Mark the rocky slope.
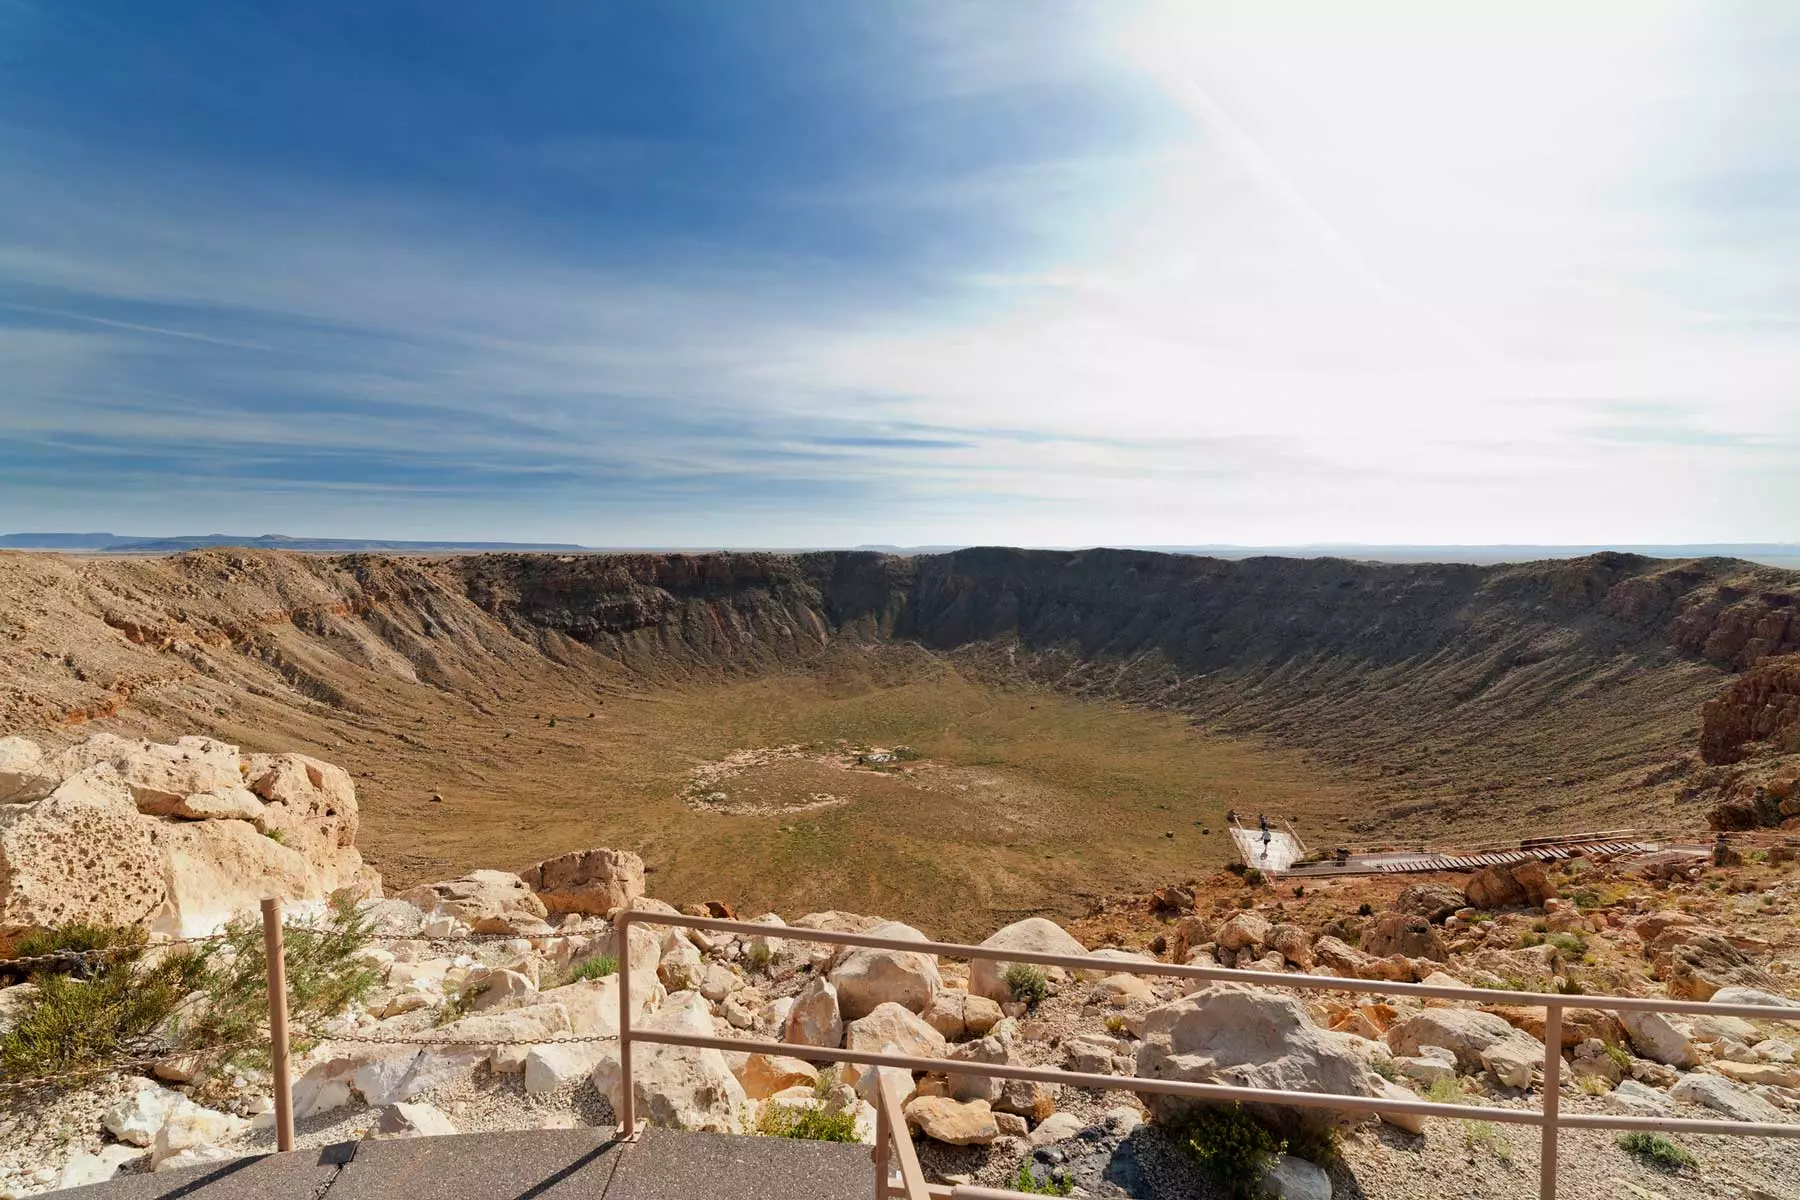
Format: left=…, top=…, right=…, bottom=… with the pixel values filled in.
left=3, top=547, right=1799, bottom=865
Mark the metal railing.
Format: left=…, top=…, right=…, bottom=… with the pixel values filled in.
left=613, top=910, right=1800, bottom=1200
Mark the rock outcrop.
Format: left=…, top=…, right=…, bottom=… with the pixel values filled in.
left=1135, top=987, right=1385, bottom=1138
left=969, top=917, right=1085, bottom=1003
left=0, top=735, right=376, bottom=937
left=521, top=848, right=645, bottom=916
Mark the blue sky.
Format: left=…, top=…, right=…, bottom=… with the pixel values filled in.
left=4, top=1, right=1799, bottom=546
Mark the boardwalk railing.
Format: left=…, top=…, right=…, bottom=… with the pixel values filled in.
left=613, top=911, right=1800, bottom=1200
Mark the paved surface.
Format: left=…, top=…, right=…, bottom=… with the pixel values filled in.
left=62, top=1128, right=872, bottom=1200
left=1230, top=823, right=1304, bottom=872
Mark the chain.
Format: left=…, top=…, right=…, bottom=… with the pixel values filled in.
left=0, top=1041, right=260, bottom=1095
left=363, top=922, right=614, bottom=946
left=1, top=933, right=230, bottom=971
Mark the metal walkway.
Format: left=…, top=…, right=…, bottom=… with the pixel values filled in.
left=62, top=1127, right=871, bottom=1200
left=1263, top=829, right=1685, bottom=879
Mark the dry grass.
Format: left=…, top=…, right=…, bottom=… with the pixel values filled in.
left=234, top=644, right=1354, bottom=939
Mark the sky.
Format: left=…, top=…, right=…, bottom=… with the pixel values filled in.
left=3, top=0, right=1799, bottom=548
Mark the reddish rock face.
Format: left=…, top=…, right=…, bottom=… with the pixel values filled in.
left=1701, top=652, right=1800, bottom=764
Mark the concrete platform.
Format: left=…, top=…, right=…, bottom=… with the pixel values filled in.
left=61, top=1127, right=872, bottom=1200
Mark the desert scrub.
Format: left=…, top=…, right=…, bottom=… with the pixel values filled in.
left=563, top=954, right=618, bottom=985
left=0, top=939, right=211, bottom=1078
left=753, top=1101, right=860, bottom=1143
left=179, top=896, right=381, bottom=1075
left=1464, top=1121, right=1512, bottom=1162
left=4, top=898, right=377, bottom=1087
left=1546, top=932, right=1588, bottom=960
left=1012, top=1162, right=1076, bottom=1195
left=1176, top=1103, right=1286, bottom=1197
left=1371, top=1057, right=1398, bottom=1081
left=1, top=923, right=146, bottom=984
left=1425, top=1077, right=1465, bottom=1105
left=1003, top=963, right=1050, bottom=1008
left=1618, top=1132, right=1696, bottom=1171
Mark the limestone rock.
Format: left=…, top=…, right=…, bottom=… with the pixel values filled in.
left=1605, top=1078, right=1674, bottom=1117
left=1167, top=916, right=1214, bottom=966
left=784, top=976, right=845, bottom=1050
left=371, top=1101, right=458, bottom=1138
left=591, top=991, right=749, bottom=1133
left=0, top=736, right=56, bottom=804
left=58, top=1146, right=146, bottom=1189
left=153, top=818, right=321, bottom=937
left=431, top=1002, right=573, bottom=1073
left=90, top=735, right=243, bottom=815
left=524, top=1043, right=611, bottom=1095
left=1312, top=936, right=1414, bottom=983
left=521, top=847, right=645, bottom=916
left=970, top=918, right=1085, bottom=1003
left=1089, top=973, right=1156, bottom=1006
left=828, top=920, right=941, bottom=1019
left=1216, top=911, right=1272, bottom=953
left=401, top=869, right=547, bottom=926
left=1269, top=924, right=1314, bottom=970
left=1464, top=865, right=1549, bottom=912
left=470, top=967, right=537, bottom=1011
left=1619, top=1010, right=1699, bottom=1068
left=1361, top=912, right=1448, bottom=961
left=738, top=1054, right=820, bottom=1099
left=904, top=1096, right=998, bottom=1145
left=1654, top=932, right=1779, bottom=1001
left=1395, top=883, right=1468, bottom=924
left=845, top=1002, right=948, bottom=1064
left=168, top=787, right=265, bottom=822
left=149, top=1097, right=246, bottom=1169
left=1264, top=1154, right=1332, bottom=1200
left=1029, top=1112, right=1086, bottom=1146
left=922, top=989, right=1004, bottom=1041
left=1064, top=1032, right=1130, bottom=1074
left=103, top=1083, right=183, bottom=1147
left=0, top=766, right=166, bottom=933
left=1137, top=986, right=1385, bottom=1138
left=1669, top=1073, right=1787, bottom=1123
left=1391, top=1047, right=1457, bottom=1085
left=1386, top=1009, right=1545, bottom=1085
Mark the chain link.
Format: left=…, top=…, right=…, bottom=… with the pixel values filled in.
left=315, top=1029, right=621, bottom=1048
left=0, top=933, right=231, bottom=971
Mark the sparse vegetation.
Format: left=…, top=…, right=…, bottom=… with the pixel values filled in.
left=1425, top=1077, right=1465, bottom=1105
left=0, top=898, right=376, bottom=1083
left=1464, top=1121, right=1512, bottom=1162
left=1618, top=1132, right=1696, bottom=1172
left=1004, top=963, right=1050, bottom=1009
left=563, top=954, right=618, bottom=984
left=1012, top=1162, right=1076, bottom=1195
left=1176, top=1103, right=1287, bottom=1197
left=264, top=827, right=288, bottom=845
left=1371, top=1057, right=1398, bottom=1081
left=753, top=1101, right=860, bottom=1143
left=1546, top=932, right=1588, bottom=959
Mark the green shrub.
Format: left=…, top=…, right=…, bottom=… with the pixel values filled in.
left=1546, top=933, right=1588, bottom=959
left=564, top=955, right=618, bottom=985
left=1618, top=1132, right=1696, bottom=1171
left=754, top=1101, right=860, bottom=1142
left=1464, top=1121, right=1511, bottom=1162
left=0, top=946, right=211, bottom=1078
left=1425, top=1077, right=1465, bottom=1105
left=1371, top=1057, right=1398, bottom=1081
left=1604, top=1043, right=1631, bottom=1070
left=1177, top=1104, right=1286, bottom=1197
left=1012, top=1162, right=1076, bottom=1195
left=1003, top=963, right=1049, bottom=1008
left=4, top=897, right=381, bottom=1087
left=264, top=827, right=287, bottom=846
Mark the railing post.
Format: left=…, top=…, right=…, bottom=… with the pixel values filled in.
left=615, top=910, right=638, bottom=1140
left=259, top=898, right=295, bottom=1153
left=1540, top=1002, right=1563, bottom=1200
left=872, top=1087, right=891, bottom=1199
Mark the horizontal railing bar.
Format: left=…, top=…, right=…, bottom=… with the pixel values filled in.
left=615, top=911, right=1800, bottom=1022
left=622, top=1027, right=1546, bottom=1127
left=1557, top=1112, right=1800, bottom=1138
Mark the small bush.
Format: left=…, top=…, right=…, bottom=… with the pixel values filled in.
left=1546, top=933, right=1588, bottom=959
left=1177, top=1103, right=1286, bottom=1197
left=745, top=940, right=775, bottom=973
left=1003, top=963, right=1050, bottom=1008
left=1243, top=868, right=1265, bottom=888
left=1603, top=1043, right=1631, bottom=1070
left=0, top=946, right=211, bottom=1078
left=1357, top=902, right=1374, bottom=917
left=1425, top=1077, right=1465, bottom=1105
left=1577, top=1075, right=1610, bottom=1096
left=1618, top=1132, right=1696, bottom=1172
left=564, top=955, right=617, bottom=985
left=754, top=1102, right=860, bottom=1143
left=264, top=827, right=287, bottom=846
left=1012, top=1162, right=1076, bottom=1195
left=1464, top=1121, right=1511, bottom=1162
left=1371, top=1057, right=1398, bottom=1081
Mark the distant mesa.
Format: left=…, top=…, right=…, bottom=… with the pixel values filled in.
left=0, top=532, right=591, bottom=553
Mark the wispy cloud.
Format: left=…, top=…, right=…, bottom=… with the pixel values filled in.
left=1, top=1, right=1799, bottom=545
